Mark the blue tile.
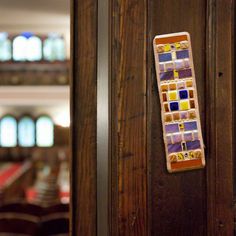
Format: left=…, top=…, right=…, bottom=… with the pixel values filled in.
left=186, top=140, right=201, bottom=150
left=179, top=90, right=188, bottom=99
left=176, top=50, right=189, bottom=59
left=167, top=143, right=182, bottom=154
left=184, top=121, right=197, bottom=131
left=158, top=53, right=172, bottom=62
left=170, top=102, right=179, bottom=111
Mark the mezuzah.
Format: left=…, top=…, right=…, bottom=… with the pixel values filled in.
left=153, top=32, right=205, bottom=173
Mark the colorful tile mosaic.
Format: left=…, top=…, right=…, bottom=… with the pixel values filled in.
left=153, top=32, right=205, bottom=172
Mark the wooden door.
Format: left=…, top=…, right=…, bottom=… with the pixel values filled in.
left=71, top=0, right=235, bottom=235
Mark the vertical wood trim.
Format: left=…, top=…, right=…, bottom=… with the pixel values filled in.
left=215, top=0, right=234, bottom=234
left=70, top=0, right=97, bottom=235
left=207, top=0, right=234, bottom=235
left=110, top=0, right=148, bottom=235
left=206, top=0, right=217, bottom=234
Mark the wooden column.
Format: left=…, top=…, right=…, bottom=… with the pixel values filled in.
left=206, top=0, right=234, bottom=235
left=148, top=1, right=207, bottom=235
left=70, top=0, right=97, bottom=235
left=110, top=0, right=148, bottom=235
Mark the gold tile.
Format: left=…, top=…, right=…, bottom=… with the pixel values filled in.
left=179, top=100, right=190, bottom=110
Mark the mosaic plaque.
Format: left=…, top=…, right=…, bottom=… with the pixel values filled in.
left=153, top=32, right=205, bottom=173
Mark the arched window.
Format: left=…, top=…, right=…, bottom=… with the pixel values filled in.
left=36, top=116, right=54, bottom=147
left=26, top=36, right=42, bottom=61
left=18, top=116, right=35, bottom=147
left=0, top=32, right=11, bottom=61
left=13, top=32, right=42, bottom=61
left=43, top=34, right=66, bottom=61
left=0, top=116, right=17, bottom=147
left=13, top=35, right=27, bottom=61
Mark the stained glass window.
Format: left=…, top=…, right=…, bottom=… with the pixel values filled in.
left=18, top=116, right=35, bottom=147
left=36, top=116, right=54, bottom=147
left=43, top=34, right=66, bottom=61
left=0, top=116, right=17, bottom=147
left=13, top=32, right=42, bottom=61
left=0, top=32, right=11, bottom=61
left=26, top=36, right=42, bottom=61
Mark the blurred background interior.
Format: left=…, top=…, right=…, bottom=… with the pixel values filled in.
left=0, top=0, right=70, bottom=235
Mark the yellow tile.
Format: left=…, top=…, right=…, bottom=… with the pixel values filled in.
left=168, top=91, right=178, bottom=101
left=180, top=100, right=190, bottom=110
left=174, top=70, right=178, bottom=78
left=186, top=80, right=193, bottom=87
left=189, top=151, right=195, bottom=159
left=177, top=153, right=184, bottom=161
left=175, top=42, right=181, bottom=49
left=164, top=44, right=171, bottom=52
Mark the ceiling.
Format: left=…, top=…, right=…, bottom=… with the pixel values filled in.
left=0, top=0, right=70, bottom=28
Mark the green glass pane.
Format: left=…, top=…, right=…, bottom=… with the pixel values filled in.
left=54, top=38, right=65, bottom=61
left=43, top=38, right=54, bottom=61
left=13, top=36, right=27, bottom=61
left=0, top=116, right=17, bottom=147
left=36, top=116, right=54, bottom=147
left=18, top=117, right=35, bottom=147
left=0, top=39, right=11, bottom=61
left=43, top=36, right=65, bottom=61
left=26, top=36, right=42, bottom=61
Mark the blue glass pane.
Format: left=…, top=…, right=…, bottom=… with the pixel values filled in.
left=43, top=35, right=65, bottom=61
left=0, top=32, right=11, bottom=61
left=36, top=116, right=54, bottom=147
left=18, top=117, right=35, bottom=147
left=0, top=116, right=17, bottom=147
left=21, top=32, right=34, bottom=39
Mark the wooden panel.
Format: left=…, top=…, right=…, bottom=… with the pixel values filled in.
left=214, top=0, right=234, bottom=234
left=147, top=1, right=207, bottom=235
left=110, top=0, right=148, bottom=235
left=71, top=0, right=97, bottom=235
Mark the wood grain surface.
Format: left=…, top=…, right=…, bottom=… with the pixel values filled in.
left=147, top=1, right=207, bottom=235
left=110, top=0, right=148, bottom=235
left=70, top=0, right=97, bottom=235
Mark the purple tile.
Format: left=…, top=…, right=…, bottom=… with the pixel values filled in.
left=184, top=121, right=197, bottom=131
left=165, top=124, right=179, bottom=133
left=166, top=135, right=172, bottom=144
left=184, top=58, right=190, bottom=68
left=175, top=60, right=184, bottom=70
left=186, top=140, right=201, bottom=150
left=176, top=50, right=189, bottom=59
left=180, top=112, right=188, bottom=119
left=172, top=133, right=182, bottom=143
left=165, top=62, right=174, bottom=71
left=168, top=143, right=182, bottom=154
left=193, top=132, right=199, bottom=140
left=160, top=71, right=174, bottom=81
left=184, top=132, right=193, bottom=141
left=178, top=69, right=192, bottom=78
left=159, top=63, right=165, bottom=72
